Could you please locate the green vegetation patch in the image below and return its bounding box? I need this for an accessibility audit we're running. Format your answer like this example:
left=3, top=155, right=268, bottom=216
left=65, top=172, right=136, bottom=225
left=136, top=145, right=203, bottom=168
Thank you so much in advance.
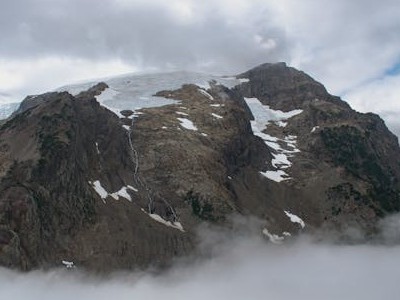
left=321, top=125, right=400, bottom=212
left=184, top=190, right=216, bottom=221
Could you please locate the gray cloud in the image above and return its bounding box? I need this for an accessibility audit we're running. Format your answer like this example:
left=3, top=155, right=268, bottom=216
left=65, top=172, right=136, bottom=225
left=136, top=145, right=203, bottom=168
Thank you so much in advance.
left=1, top=0, right=399, bottom=88
left=0, top=0, right=288, bottom=73
left=1, top=0, right=399, bottom=79
left=1, top=0, right=400, bottom=138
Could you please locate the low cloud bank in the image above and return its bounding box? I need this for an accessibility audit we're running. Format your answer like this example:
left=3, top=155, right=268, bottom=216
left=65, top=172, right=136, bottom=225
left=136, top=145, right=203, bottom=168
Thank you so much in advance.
left=1, top=216, right=400, bottom=300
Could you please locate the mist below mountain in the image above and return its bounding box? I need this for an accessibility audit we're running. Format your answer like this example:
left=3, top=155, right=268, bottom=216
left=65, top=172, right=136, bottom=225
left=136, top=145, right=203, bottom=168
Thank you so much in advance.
left=1, top=215, right=400, bottom=300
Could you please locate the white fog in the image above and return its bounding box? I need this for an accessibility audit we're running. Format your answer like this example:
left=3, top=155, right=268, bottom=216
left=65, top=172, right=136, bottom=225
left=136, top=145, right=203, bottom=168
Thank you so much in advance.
left=1, top=216, right=399, bottom=300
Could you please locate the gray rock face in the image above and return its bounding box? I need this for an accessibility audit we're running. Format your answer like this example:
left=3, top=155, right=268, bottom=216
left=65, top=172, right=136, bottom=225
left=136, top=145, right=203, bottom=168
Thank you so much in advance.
left=0, top=63, right=399, bottom=272
left=234, top=63, right=400, bottom=229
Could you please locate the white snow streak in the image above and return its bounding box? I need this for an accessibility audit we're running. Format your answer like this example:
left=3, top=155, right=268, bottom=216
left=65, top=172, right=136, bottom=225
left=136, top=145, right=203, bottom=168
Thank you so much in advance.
left=61, top=260, right=74, bottom=269
left=262, top=228, right=284, bottom=244
left=211, top=113, right=223, bottom=119
left=89, top=180, right=137, bottom=202
left=95, top=142, right=100, bottom=154
left=245, top=97, right=303, bottom=124
left=177, top=118, right=198, bottom=131
left=311, top=126, right=320, bottom=133
left=238, top=78, right=250, bottom=83
left=89, top=180, right=108, bottom=202
left=176, top=111, right=189, bottom=116
left=284, top=211, right=306, bottom=228
left=141, top=209, right=184, bottom=232
left=198, top=88, right=214, bottom=100
left=244, top=97, right=303, bottom=183
left=110, top=186, right=138, bottom=202
left=272, top=153, right=292, bottom=169
left=260, top=170, right=290, bottom=182
left=275, top=121, right=287, bottom=127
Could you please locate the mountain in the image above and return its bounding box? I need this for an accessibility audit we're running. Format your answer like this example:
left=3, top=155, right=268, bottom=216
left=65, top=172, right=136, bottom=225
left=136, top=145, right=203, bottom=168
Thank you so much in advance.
left=0, top=63, right=399, bottom=272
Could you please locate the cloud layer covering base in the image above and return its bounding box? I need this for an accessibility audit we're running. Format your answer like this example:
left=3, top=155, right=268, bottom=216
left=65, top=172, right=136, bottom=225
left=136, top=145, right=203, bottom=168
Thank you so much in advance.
left=0, top=235, right=399, bottom=300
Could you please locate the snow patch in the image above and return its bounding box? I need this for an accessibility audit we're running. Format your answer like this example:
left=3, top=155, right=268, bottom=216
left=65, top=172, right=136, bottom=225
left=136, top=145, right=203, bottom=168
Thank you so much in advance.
left=89, top=181, right=137, bottom=202
left=89, top=180, right=108, bottom=202
left=245, top=97, right=303, bottom=123
left=94, top=88, right=127, bottom=118
left=95, top=142, right=100, bottom=154
left=284, top=210, right=305, bottom=228
left=198, top=88, right=214, bottom=100
left=275, top=121, right=287, bottom=127
left=244, top=97, right=303, bottom=183
left=61, top=260, right=74, bottom=269
left=311, top=126, right=320, bottom=133
left=132, top=111, right=145, bottom=118
left=177, top=118, right=198, bottom=131
left=110, top=186, right=138, bottom=201
left=0, top=102, right=20, bottom=120
left=262, top=228, right=284, bottom=244
left=210, top=104, right=222, bottom=107
left=122, top=125, right=130, bottom=131
left=176, top=111, right=189, bottom=116
left=196, top=82, right=212, bottom=90
left=260, top=170, right=290, bottom=182
left=272, top=153, right=292, bottom=169
left=72, top=75, right=183, bottom=113
left=142, top=209, right=184, bottom=232
left=201, top=133, right=208, bottom=137
left=238, top=78, right=250, bottom=83
left=58, top=71, right=246, bottom=114
left=211, top=113, right=223, bottom=119
left=249, top=122, right=300, bottom=154
left=96, top=86, right=119, bottom=103
left=127, top=185, right=138, bottom=192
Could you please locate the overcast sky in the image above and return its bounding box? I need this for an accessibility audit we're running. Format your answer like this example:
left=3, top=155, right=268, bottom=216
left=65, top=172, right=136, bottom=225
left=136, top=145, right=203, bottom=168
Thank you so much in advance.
left=1, top=0, right=399, bottom=133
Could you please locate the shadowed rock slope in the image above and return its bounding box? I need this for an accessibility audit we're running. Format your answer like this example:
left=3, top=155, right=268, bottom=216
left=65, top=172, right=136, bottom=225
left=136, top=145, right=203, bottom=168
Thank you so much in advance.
left=0, top=63, right=399, bottom=272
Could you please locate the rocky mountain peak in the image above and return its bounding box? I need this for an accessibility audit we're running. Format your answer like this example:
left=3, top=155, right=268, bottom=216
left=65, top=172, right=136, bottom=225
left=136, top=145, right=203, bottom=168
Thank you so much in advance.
left=236, top=62, right=350, bottom=112
left=0, top=63, right=399, bottom=272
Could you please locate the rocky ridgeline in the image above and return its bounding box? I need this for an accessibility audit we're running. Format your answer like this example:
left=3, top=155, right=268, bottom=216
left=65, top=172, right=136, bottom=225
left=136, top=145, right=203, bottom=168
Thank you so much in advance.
left=0, top=63, right=399, bottom=272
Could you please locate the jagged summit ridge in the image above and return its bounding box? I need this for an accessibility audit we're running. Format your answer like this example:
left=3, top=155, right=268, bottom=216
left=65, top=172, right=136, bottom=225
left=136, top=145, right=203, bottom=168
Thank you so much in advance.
left=236, top=62, right=350, bottom=111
